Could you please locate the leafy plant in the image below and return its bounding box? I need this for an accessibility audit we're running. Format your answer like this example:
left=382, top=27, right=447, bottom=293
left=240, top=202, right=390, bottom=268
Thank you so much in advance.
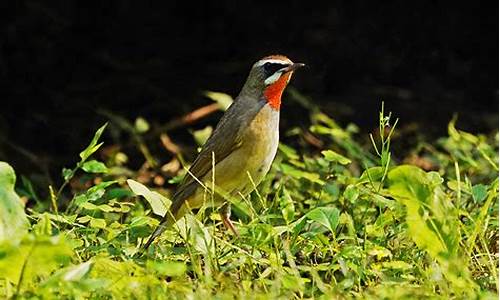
left=0, top=104, right=497, bottom=299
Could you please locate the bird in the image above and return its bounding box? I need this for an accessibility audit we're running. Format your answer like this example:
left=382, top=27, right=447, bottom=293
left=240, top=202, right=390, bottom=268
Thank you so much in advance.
left=142, top=55, right=304, bottom=250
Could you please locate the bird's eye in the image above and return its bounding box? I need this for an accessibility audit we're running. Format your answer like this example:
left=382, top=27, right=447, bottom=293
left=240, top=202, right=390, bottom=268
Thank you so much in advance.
left=263, top=62, right=288, bottom=77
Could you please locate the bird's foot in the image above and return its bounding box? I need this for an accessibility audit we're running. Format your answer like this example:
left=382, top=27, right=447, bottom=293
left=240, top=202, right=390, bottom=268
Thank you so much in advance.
left=220, top=203, right=239, bottom=236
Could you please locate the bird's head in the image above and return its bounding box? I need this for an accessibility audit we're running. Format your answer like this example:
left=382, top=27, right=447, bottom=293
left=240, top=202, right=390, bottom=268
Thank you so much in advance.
left=242, top=55, right=305, bottom=110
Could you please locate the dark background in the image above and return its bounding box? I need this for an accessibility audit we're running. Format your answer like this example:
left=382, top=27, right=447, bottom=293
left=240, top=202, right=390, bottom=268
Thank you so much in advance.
left=0, top=1, right=498, bottom=179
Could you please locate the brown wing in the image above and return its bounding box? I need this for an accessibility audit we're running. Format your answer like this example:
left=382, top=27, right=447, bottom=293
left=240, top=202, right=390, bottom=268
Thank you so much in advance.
left=168, top=98, right=264, bottom=215
left=142, top=120, right=243, bottom=250
left=168, top=124, right=242, bottom=213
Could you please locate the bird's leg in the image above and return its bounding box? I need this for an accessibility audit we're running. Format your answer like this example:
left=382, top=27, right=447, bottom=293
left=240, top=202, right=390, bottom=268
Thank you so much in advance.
left=220, top=203, right=239, bottom=236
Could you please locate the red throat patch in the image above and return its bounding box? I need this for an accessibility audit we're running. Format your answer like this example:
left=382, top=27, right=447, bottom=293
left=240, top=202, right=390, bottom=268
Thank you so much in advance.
left=264, top=72, right=292, bottom=110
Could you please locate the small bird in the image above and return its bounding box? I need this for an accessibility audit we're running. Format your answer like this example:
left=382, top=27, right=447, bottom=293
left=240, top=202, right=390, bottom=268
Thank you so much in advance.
left=143, top=55, right=304, bottom=249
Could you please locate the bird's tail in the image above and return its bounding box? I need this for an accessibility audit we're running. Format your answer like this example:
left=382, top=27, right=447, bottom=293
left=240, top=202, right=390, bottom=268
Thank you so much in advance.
left=140, top=203, right=188, bottom=253
left=141, top=212, right=176, bottom=252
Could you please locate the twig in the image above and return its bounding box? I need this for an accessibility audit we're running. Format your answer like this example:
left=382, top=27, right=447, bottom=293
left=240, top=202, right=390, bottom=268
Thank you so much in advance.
left=150, top=103, right=220, bottom=136
left=160, top=133, right=181, bottom=154
left=303, top=131, right=324, bottom=148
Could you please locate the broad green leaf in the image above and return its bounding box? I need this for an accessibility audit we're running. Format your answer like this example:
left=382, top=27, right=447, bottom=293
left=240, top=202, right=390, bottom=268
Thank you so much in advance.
left=63, top=260, right=93, bottom=281
left=192, top=126, right=213, bottom=146
left=62, top=168, right=73, bottom=181
left=80, top=202, right=115, bottom=212
left=87, top=181, right=117, bottom=194
left=359, top=166, right=384, bottom=183
left=0, top=235, right=73, bottom=288
left=82, top=187, right=105, bottom=203
left=343, top=185, right=359, bottom=203
left=33, top=213, right=53, bottom=236
left=81, top=160, right=109, bottom=173
left=371, top=193, right=396, bottom=210
left=306, top=207, right=340, bottom=234
left=39, top=260, right=94, bottom=293
left=78, top=216, right=108, bottom=229
left=387, top=165, right=475, bottom=291
left=127, top=179, right=170, bottom=217
left=73, top=194, right=88, bottom=206
left=79, top=123, right=108, bottom=161
left=33, top=212, right=78, bottom=226
left=177, top=214, right=214, bottom=256
left=387, top=165, right=448, bottom=257
left=279, top=143, right=300, bottom=160
left=134, top=117, right=150, bottom=133
left=88, top=257, right=143, bottom=297
left=108, top=199, right=134, bottom=213
left=77, top=216, right=91, bottom=224
left=281, top=274, right=306, bottom=292
left=146, top=260, right=186, bottom=277
left=0, top=162, right=29, bottom=242
left=367, top=245, right=392, bottom=260
left=107, top=187, right=134, bottom=199
left=74, top=181, right=117, bottom=206
left=471, top=184, right=488, bottom=203
left=321, top=150, right=351, bottom=165
left=129, top=216, right=150, bottom=228
left=0, top=162, right=15, bottom=187
left=291, top=215, right=307, bottom=237
left=90, top=218, right=106, bottom=229
left=382, top=260, right=413, bottom=271
left=323, top=183, right=340, bottom=197
left=310, top=125, right=349, bottom=139
left=280, top=163, right=325, bottom=184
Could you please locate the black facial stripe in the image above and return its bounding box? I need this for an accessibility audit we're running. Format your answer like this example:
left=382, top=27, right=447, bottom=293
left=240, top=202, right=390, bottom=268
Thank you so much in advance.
left=263, top=62, right=289, bottom=77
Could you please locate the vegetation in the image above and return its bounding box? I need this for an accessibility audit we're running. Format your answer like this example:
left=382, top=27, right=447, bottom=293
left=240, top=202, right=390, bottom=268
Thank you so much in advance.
left=0, top=97, right=498, bottom=299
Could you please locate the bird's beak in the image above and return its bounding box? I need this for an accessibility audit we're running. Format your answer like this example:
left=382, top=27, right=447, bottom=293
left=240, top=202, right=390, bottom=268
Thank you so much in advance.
left=281, top=63, right=306, bottom=73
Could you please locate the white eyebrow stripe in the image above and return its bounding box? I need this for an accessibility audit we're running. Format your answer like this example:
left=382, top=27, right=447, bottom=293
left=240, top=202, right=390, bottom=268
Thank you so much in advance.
left=255, top=59, right=292, bottom=67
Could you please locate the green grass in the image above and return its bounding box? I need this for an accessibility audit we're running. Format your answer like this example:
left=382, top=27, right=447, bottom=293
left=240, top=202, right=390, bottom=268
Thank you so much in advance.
left=0, top=102, right=498, bottom=299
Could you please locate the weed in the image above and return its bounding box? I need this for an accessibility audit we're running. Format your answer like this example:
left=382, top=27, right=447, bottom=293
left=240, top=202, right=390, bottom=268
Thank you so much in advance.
left=0, top=103, right=498, bottom=299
